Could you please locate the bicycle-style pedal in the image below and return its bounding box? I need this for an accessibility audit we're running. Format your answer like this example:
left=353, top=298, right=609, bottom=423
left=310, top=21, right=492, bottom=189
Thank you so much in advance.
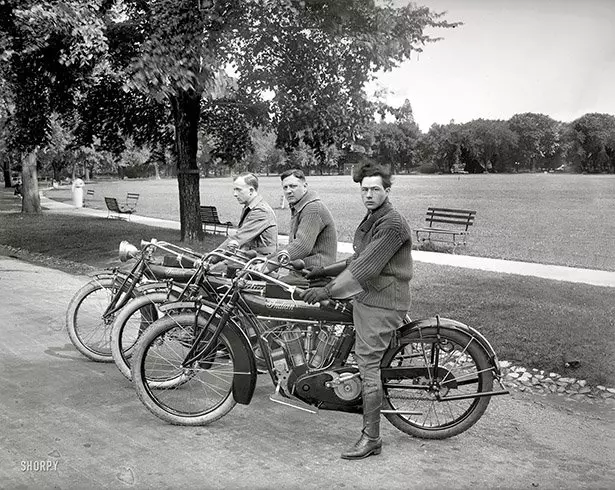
left=269, top=392, right=318, bottom=414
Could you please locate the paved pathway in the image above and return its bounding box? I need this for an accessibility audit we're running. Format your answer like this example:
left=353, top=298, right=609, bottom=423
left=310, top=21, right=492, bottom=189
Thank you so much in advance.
left=39, top=193, right=615, bottom=288
left=1, top=256, right=614, bottom=489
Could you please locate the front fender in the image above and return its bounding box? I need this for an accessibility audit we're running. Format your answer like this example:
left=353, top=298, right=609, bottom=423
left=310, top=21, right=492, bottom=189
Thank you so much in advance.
left=397, top=316, right=502, bottom=374
left=133, top=281, right=186, bottom=299
left=159, top=302, right=257, bottom=405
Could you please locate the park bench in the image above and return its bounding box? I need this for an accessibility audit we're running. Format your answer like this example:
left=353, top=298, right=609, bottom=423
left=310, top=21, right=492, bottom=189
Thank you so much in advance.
left=414, top=207, right=476, bottom=249
left=84, top=189, right=95, bottom=207
left=200, top=205, right=233, bottom=235
left=124, top=192, right=140, bottom=211
left=105, top=197, right=136, bottom=221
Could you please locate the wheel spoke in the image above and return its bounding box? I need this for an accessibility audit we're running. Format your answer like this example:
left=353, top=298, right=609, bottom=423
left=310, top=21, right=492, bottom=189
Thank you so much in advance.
left=382, top=328, right=494, bottom=438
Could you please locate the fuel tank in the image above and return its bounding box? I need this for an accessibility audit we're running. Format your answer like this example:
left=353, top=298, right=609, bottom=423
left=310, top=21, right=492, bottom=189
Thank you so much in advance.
left=241, top=286, right=352, bottom=322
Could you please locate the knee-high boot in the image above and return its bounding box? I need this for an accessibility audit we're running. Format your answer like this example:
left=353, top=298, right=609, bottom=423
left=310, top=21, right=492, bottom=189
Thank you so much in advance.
left=341, top=383, right=383, bottom=460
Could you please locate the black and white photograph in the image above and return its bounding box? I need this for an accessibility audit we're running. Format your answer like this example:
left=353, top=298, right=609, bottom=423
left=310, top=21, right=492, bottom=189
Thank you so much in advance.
left=1, top=0, right=614, bottom=488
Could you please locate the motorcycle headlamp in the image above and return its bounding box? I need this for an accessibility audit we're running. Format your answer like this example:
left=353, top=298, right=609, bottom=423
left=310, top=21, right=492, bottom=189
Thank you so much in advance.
left=119, top=240, right=140, bottom=262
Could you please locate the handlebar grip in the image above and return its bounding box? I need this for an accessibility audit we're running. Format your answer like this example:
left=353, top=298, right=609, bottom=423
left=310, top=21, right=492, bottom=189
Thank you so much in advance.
left=289, top=259, right=305, bottom=270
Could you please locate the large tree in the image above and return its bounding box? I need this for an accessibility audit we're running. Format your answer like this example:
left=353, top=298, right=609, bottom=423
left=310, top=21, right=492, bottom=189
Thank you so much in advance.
left=0, top=0, right=107, bottom=212
left=508, top=113, right=560, bottom=172
left=565, top=113, right=615, bottom=173
left=235, top=1, right=456, bottom=165
left=460, top=119, right=518, bottom=173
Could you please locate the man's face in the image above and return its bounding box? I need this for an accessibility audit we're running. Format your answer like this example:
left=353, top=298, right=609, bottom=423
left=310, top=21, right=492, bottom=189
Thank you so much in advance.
left=233, top=177, right=254, bottom=205
left=281, top=175, right=308, bottom=205
left=360, top=176, right=389, bottom=211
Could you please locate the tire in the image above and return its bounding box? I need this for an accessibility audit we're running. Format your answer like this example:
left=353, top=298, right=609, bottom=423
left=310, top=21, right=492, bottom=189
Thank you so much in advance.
left=66, top=276, right=129, bottom=362
left=381, top=327, right=494, bottom=439
left=131, top=313, right=237, bottom=425
left=111, top=292, right=170, bottom=381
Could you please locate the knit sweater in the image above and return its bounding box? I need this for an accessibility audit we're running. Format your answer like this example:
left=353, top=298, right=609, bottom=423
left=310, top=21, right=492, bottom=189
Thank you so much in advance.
left=285, top=190, right=337, bottom=268
left=348, top=199, right=413, bottom=310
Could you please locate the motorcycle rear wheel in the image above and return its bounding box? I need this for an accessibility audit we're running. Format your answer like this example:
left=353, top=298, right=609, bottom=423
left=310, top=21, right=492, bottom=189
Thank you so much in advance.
left=131, top=313, right=237, bottom=425
left=381, top=327, right=494, bottom=439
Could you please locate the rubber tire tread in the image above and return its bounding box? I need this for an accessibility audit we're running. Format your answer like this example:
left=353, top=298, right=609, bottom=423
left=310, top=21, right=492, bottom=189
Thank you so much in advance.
left=131, top=313, right=237, bottom=426
left=382, top=327, right=494, bottom=439
left=111, top=292, right=169, bottom=381
left=66, top=276, right=118, bottom=362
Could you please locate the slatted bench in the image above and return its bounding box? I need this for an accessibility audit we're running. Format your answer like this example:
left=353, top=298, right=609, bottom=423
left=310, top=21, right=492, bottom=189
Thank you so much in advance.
left=200, top=205, right=233, bottom=235
left=414, top=207, right=476, bottom=249
left=124, top=192, right=139, bottom=211
left=84, top=189, right=95, bottom=207
left=105, top=197, right=135, bottom=221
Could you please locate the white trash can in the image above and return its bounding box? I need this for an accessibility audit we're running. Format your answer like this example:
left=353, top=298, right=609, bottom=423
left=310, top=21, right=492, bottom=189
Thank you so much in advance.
left=72, top=178, right=85, bottom=208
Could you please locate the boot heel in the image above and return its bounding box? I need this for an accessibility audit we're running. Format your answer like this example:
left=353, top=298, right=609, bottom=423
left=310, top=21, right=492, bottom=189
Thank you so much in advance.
left=372, top=447, right=382, bottom=456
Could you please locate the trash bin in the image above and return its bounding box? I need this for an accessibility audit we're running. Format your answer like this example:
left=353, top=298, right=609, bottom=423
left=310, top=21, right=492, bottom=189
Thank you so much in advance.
left=72, top=178, right=85, bottom=208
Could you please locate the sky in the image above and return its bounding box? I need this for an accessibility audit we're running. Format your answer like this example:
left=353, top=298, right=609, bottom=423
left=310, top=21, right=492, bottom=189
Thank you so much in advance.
left=372, top=0, right=615, bottom=131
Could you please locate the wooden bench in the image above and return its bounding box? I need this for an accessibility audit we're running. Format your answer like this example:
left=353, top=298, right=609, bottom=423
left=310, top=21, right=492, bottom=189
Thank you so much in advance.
left=200, top=205, right=233, bottom=235
left=124, top=192, right=140, bottom=211
left=105, top=197, right=135, bottom=221
left=84, top=189, right=95, bottom=207
left=414, top=207, right=476, bottom=249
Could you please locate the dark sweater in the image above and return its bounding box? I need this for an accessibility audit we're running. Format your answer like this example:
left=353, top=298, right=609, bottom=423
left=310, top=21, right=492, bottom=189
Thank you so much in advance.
left=348, top=199, right=413, bottom=310
left=285, top=190, right=337, bottom=268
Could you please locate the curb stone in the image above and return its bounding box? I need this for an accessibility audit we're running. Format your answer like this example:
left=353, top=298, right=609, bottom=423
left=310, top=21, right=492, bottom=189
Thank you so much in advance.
left=499, top=360, right=615, bottom=405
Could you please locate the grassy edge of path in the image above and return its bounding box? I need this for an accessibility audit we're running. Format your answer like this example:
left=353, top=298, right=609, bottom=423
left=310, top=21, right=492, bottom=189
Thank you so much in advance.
left=0, top=211, right=613, bottom=387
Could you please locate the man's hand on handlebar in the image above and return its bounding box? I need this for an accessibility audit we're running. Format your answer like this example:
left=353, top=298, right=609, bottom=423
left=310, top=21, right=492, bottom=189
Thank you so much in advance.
left=305, top=266, right=325, bottom=279
left=302, top=286, right=331, bottom=305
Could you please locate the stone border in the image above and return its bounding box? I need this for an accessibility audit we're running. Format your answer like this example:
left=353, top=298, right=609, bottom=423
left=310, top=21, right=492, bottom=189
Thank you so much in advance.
left=500, top=360, right=615, bottom=404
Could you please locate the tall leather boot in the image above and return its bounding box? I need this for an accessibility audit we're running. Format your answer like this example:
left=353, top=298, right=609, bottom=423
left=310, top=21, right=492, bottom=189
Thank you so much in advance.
left=341, top=384, right=382, bottom=460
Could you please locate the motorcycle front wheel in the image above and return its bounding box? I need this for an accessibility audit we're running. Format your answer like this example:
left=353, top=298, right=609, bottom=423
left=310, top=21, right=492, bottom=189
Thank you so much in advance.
left=66, top=276, right=127, bottom=362
left=131, top=313, right=237, bottom=426
left=381, top=327, right=494, bottom=439
left=111, top=292, right=170, bottom=381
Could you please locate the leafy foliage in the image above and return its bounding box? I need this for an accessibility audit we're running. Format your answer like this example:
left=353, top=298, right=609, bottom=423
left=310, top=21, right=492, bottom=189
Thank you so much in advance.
left=565, top=113, right=615, bottom=173
left=235, top=0, right=457, bottom=161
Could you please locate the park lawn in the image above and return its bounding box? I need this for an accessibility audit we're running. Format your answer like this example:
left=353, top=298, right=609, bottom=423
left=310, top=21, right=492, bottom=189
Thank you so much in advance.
left=47, top=173, right=615, bottom=271
left=0, top=211, right=613, bottom=387
left=0, top=213, right=224, bottom=272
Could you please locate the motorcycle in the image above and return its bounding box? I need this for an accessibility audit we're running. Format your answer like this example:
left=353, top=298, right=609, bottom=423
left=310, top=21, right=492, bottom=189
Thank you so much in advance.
left=66, top=239, right=204, bottom=362
left=129, top=255, right=509, bottom=439
left=109, top=240, right=261, bottom=380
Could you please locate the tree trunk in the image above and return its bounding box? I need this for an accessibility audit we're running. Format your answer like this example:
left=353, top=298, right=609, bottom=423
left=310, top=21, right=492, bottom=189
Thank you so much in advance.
left=170, top=90, right=203, bottom=242
left=21, top=150, right=41, bottom=213
left=3, top=165, right=11, bottom=188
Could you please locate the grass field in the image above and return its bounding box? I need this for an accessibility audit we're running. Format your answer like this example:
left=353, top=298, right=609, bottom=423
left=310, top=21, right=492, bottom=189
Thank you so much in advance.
left=46, top=173, right=615, bottom=271
left=1, top=197, right=614, bottom=387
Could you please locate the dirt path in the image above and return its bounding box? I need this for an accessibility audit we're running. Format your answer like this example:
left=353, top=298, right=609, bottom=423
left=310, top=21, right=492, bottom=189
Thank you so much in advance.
left=1, top=256, right=614, bottom=489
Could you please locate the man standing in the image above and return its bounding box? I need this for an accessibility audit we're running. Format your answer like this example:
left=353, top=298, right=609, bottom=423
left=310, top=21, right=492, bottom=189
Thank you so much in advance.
left=276, top=169, right=337, bottom=271
left=303, top=161, right=413, bottom=460
left=220, top=172, right=277, bottom=255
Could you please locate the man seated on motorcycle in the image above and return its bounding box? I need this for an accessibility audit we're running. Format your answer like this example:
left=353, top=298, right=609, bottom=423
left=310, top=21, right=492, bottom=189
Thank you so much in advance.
left=213, top=173, right=278, bottom=272
left=272, top=169, right=338, bottom=284
left=303, top=160, right=413, bottom=460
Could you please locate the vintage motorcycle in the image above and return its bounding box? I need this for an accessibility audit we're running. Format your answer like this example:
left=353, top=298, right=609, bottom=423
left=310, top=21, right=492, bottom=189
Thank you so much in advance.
left=130, top=255, right=509, bottom=439
left=66, top=239, right=204, bottom=362
left=109, top=240, right=259, bottom=381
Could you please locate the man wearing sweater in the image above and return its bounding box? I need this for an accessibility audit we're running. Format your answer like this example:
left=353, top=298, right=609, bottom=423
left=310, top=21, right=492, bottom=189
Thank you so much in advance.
left=303, top=161, right=413, bottom=460
left=276, top=169, right=337, bottom=273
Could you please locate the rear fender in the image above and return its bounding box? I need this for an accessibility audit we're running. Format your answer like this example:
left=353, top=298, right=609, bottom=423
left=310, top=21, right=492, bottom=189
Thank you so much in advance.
left=396, top=317, right=502, bottom=374
left=159, top=302, right=257, bottom=405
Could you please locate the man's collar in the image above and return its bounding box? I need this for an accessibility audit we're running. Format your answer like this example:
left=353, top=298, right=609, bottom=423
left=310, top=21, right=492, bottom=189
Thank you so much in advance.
left=245, top=194, right=263, bottom=209
left=291, top=189, right=318, bottom=213
left=361, top=198, right=392, bottom=224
